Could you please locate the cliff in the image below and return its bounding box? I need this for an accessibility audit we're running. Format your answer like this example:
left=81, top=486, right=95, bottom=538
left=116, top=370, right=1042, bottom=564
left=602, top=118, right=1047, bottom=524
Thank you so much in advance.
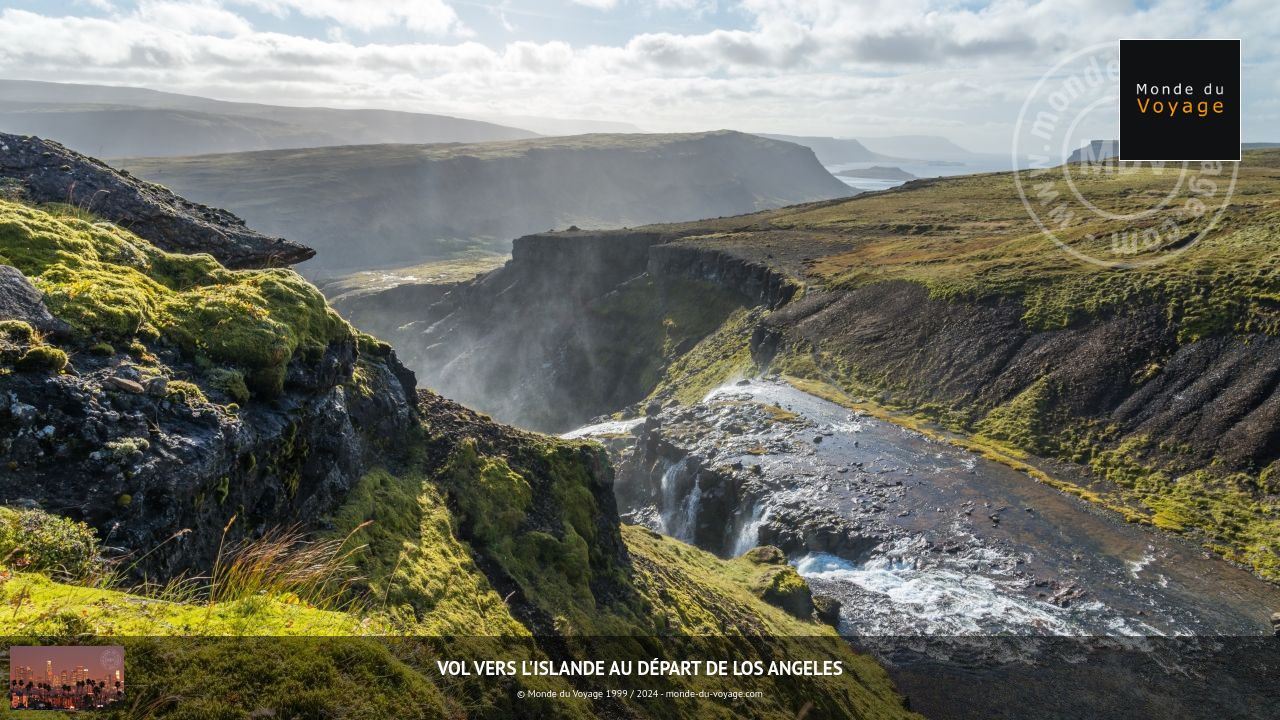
left=118, top=131, right=855, bottom=274
left=392, top=150, right=1280, bottom=582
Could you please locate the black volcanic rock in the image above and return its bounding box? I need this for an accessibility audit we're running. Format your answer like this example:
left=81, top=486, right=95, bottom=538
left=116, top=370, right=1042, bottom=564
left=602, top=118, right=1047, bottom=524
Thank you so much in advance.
left=0, top=265, right=70, bottom=338
left=0, top=132, right=313, bottom=268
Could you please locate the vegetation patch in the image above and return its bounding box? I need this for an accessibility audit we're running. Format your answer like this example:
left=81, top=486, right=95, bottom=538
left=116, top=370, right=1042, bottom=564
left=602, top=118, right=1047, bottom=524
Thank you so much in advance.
left=0, top=199, right=356, bottom=399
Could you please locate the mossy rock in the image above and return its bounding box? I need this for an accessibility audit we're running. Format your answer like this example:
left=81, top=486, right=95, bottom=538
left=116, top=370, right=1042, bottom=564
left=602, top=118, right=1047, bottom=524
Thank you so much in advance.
left=0, top=199, right=355, bottom=400
left=0, top=318, right=35, bottom=344
left=207, top=367, right=250, bottom=404
left=165, top=379, right=207, bottom=405
left=742, top=545, right=787, bottom=565
left=751, top=565, right=815, bottom=619
left=14, top=345, right=67, bottom=373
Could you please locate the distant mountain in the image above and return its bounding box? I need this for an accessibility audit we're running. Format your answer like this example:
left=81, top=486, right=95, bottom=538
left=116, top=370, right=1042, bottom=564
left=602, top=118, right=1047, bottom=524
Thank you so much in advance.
left=858, top=135, right=977, bottom=161
left=757, top=134, right=888, bottom=164
left=0, top=79, right=537, bottom=156
left=837, top=166, right=916, bottom=181
left=119, top=130, right=855, bottom=275
left=1068, top=140, right=1119, bottom=163
left=472, top=115, right=644, bottom=135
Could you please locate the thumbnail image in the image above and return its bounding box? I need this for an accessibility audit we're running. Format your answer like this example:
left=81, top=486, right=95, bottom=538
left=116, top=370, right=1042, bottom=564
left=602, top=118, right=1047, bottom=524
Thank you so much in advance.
left=9, top=646, right=123, bottom=711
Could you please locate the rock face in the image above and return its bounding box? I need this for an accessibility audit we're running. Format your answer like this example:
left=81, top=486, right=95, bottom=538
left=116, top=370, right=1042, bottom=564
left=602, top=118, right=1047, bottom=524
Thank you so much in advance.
left=351, top=226, right=797, bottom=432
left=0, top=147, right=412, bottom=577
left=1, top=321, right=418, bottom=578
left=0, top=133, right=313, bottom=268
left=768, top=281, right=1280, bottom=475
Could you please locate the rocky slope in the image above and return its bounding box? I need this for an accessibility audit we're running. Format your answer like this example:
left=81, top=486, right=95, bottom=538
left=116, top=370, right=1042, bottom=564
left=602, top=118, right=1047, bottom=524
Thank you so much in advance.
left=0, top=133, right=312, bottom=267
left=387, top=151, right=1280, bottom=581
left=0, top=142, right=916, bottom=719
left=119, top=131, right=855, bottom=274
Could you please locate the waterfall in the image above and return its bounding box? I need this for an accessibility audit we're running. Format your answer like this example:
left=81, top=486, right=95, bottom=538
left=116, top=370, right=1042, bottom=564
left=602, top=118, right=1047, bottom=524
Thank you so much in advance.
left=676, top=477, right=702, bottom=543
left=732, top=504, right=768, bottom=557
left=658, top=458, right=689, bottom=535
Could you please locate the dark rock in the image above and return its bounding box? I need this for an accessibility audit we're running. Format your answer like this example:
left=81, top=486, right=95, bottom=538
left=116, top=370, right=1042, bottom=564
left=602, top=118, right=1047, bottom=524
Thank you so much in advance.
left=0, top=133, right=312, bottom=268
left=144, top=377, right=168, bottom=397
left=0, top=265, right=71, bottom=338
left=812, top=594, right=842, bottom=627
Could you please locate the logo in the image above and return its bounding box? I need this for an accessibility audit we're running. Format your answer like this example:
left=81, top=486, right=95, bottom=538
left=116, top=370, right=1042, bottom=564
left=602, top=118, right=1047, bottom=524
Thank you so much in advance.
left=1012, top=42, right=1238, bottom=268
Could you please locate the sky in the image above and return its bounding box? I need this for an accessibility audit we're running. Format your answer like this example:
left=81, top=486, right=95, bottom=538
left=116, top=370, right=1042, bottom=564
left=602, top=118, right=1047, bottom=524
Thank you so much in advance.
left=0, top=0, right=1276, bottom=153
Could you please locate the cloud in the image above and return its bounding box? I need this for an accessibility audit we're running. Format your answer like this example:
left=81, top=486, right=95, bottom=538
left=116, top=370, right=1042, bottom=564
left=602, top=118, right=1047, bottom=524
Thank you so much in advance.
left=569, top=0, right=620, bottom=9
left=137, top=1, right=253, bottom=36
left=0, top=1, right=1274, bottom=151
left=229, top=0, right=467, bottom=35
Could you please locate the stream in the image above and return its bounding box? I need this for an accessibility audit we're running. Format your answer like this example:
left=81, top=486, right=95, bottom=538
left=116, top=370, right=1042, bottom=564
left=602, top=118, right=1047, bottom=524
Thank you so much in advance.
left=568, top=378, right=1280, bottom=718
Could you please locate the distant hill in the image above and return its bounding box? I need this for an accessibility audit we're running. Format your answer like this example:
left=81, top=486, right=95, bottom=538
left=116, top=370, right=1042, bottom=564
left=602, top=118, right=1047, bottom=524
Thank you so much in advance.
left=0, top=79, right=537, bottom=156
left=119, top=130, right=855, bottom=275
left=757, top=134, right=888, bottom=164
left=837, top=166, right=916, bottom=181
left=857, top=135, right=977, bottom=160
left=471, top=115, right=644, bottom=135
left=1068, top=140, right=1119, bottom=163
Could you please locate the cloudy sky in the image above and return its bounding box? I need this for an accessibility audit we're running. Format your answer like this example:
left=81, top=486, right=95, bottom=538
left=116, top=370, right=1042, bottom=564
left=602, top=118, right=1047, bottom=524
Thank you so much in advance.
left=0, top=0, right=1275, bottom=152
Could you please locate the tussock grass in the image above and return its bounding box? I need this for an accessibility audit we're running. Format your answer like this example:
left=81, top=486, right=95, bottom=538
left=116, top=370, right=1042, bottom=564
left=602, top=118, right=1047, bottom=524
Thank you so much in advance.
left=209, top=517, right=371, bottom=611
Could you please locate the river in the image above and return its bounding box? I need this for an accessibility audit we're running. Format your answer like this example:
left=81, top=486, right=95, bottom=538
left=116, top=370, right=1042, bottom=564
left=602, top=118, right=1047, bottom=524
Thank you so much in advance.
left=567, top=378, right=1280, bottom=718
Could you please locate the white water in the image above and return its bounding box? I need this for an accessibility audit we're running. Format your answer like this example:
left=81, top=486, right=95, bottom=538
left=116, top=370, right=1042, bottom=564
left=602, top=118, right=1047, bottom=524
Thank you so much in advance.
left=676, top=477, right=702, bottom=543
left=658, top=458, right=689, bottom=537
left=795, top=551, right=1085, bottom=635
left=560, top=417, right=644, bottom=439
left=732, top=504, right=768, bottom=557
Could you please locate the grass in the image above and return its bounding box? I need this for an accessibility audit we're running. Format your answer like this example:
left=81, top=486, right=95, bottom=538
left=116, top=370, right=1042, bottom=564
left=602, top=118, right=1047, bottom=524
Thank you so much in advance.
left=207, top=519, right=371, bottom=611
left=645, top=307, right=759, bottom=406
left=682, top=154, right=1280, bottom=342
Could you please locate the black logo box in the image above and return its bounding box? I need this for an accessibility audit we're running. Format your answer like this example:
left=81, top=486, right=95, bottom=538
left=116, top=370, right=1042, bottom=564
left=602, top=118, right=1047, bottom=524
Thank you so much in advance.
left=1119, top=39, right=1240, bottom=161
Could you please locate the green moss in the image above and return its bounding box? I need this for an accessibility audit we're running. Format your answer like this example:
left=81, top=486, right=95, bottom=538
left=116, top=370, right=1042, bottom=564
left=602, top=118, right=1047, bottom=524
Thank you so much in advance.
left=647, top=308, right=758, bottom=406
left=206, top=367, right=250, bottom=404
left=750, top=564, right=814, bottom=619
left=13, top=345, right=67, bottom=373
left=975, top=377, right=1057, bottom=455
left=165, top=379, right=207, bottom=405
left=0, top=199, right=356, bottom=400
left=0, top=319, right=35, bottom=344
left=0, top=572, right=381, bottom=636
left=89, top=341, right=115, bottom=356
left=356, top=331, right=393, bottom=358
left=104, top=436, right=150, bottom=459
left=0, top=507, right=100, bottom=580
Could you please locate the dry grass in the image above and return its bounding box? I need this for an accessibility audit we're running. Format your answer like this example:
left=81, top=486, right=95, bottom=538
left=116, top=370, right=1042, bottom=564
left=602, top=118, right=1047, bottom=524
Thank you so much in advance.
left=207, top=517, right=372, bottom=611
